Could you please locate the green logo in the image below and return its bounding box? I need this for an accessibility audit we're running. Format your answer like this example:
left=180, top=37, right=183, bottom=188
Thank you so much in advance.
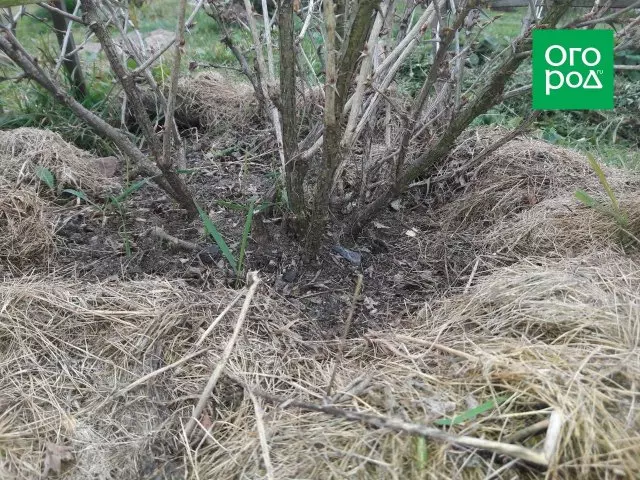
left=532, top=29, right=614, bottom=110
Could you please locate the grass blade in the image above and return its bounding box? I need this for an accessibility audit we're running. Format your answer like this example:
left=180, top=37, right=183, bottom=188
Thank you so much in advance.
left=236, top=200, right=255, bottom=282
left=112, top=178, right=150, bottom=204
left=35, top=166, right=55, bottom=191
left=62, top=188, right=89, bottom=202
left=586, top=153, right=619, bottom=212
left=575, top=189, right=596, bottom=207
left=415, top=437, right=428, bottom=472
left=197, top=204, right=237, bottom=273
left=434, top=395, right=509, bottom=426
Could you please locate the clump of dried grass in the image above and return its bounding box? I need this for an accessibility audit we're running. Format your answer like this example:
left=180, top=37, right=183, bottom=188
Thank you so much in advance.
left=0, top=182, right=57, bottom=268
left=175, top=71, right=259, bottom=132
left=0, top=128, right=117, bottom=195
left=1, top=251, right=638, bottom=479
left=432, top=129, right=640, bottom=233
left=483, top=193, right=640, bottom=258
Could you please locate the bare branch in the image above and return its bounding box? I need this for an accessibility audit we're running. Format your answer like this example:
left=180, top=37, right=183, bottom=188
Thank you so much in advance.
left=235, top=380, right=553, bottom=467
left=37, top=2, right=86, bottom=25
left=185, top=272, right=261, bottom=439
left=82, top=0, right=196, bottom=215
left=162, top=0, right=189, bottom=168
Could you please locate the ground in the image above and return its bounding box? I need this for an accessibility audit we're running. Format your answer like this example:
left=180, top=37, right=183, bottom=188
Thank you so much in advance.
left=1, top=2, right=640, bottom=478
left=1, top=120, right=639, bottom=479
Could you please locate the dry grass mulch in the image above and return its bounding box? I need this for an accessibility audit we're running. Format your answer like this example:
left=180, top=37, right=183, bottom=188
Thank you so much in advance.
left=1, top=249, right=638, bottom=479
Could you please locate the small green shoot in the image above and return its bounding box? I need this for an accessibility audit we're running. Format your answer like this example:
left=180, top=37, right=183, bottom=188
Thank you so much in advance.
left=586, top=153, right=619, bottom=212
left=197, top=204, right=238, bottom=273
left=35, top=166, right=55, bottom=191
left=434, top=395, right=509, bottom=426
left=575, top=153, right=633, bottom=243
left=215, top=199, right=249, bottom=212
left=62, top=188, right=89, bottom=203
left=414, top=437, right=429, bottom=472
left=236, top=200, right=255, bottom=284
left=110, top=178, right=150, bottom=205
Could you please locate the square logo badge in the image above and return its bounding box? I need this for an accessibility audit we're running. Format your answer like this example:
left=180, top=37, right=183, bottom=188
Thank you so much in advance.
left=532, top=29, right=614, bottom=110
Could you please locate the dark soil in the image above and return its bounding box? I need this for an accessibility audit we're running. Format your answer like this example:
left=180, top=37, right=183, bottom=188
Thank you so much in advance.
left=49, top=133, right=486, bottom=338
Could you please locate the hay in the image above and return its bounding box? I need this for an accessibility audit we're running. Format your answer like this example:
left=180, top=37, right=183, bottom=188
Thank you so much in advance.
left=0, top=128, right=117, bottom=195
left=0, top=182, right=57, bottom=268
left=432, top=129, right=640, bottom=233
left=483, top=193, right=640, bottom=258
left=175, top=71, right=259, bottom=132
left=1, top=252, right=638, bottom=478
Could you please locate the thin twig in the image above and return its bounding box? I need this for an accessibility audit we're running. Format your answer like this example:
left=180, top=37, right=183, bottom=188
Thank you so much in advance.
left=235, top=381, right=551, bottom=467
left=37, top=3, right=86, bottom=25
left=326, top=274, right=363, bottom=397
left=568, top=0, right=640, bottom=28
left=196, top=290, right=246, bottom=347
left=503, top=419, right=550, bottom=444
left=130, top=0, right=205, bottom=75
left=185, top=272, right=261, bottom=438
left=615, top=64, right=640, bottom=71
left=117, top=348, right=209, bottom=396
left=297, top=0, right=315, bottom=42
left=248, top=391, right=276, bottom=480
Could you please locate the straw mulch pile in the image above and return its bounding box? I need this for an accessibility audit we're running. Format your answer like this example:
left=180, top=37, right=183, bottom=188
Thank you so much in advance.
left=174, top=71, right=259, bottom=132
left=0, top=128, right=121, bottom=270
left=1, top=248, right=638, bottom=479
left=432, top=130, right=640, bottom=234
left=0, top=181, right=57, bottom=269
left=0, top=128, right=117, bottom=195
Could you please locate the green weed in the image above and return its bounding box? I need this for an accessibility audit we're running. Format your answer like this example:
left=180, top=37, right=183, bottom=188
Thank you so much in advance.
left=575, top=153, right=639, bottom=248
left=197, top=204, right=238, bottom=273
left=434, top=395, right=510, bottom=427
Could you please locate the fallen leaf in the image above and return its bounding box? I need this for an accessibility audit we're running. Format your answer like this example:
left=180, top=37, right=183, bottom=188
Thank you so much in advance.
left=405, top=228, right=418, bottom=237
left=390, top=199, right=402, bottom=211
left=373, top=221, right=390, bottom=229
left=43, top=443, right=73, bottom=477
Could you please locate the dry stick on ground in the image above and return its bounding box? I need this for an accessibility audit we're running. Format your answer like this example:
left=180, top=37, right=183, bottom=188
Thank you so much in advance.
left=235, top=380, right=553, bottom=467
left=148, top=226, right=200, bottom=252
left=504, top=419, right=551, bottom=444
left=196, top=290, right=245, bottom=347
left=248, top=390, right=276, bottom=480
left=326, top=274, right=364, bottom=398
left=184, top=272, right=261, bottom=438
